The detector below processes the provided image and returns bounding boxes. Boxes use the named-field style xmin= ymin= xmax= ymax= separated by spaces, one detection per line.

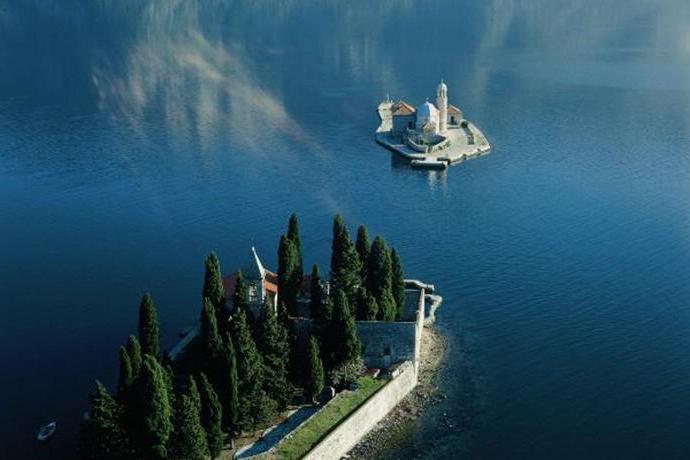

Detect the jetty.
xmin=375 ymin=81 xmax=491 ymax=169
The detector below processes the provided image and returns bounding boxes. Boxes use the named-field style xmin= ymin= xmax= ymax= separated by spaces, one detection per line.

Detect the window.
xmin=450 ymin=116 xmax=456 ymax=124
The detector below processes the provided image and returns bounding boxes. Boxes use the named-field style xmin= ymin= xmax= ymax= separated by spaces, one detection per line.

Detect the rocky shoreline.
xmin=346 ymin=325 xmax=448 ymax=459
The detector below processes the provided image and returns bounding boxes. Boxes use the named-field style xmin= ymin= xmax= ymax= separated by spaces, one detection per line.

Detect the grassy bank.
xmin=274 ymin=376 xmax=386 ymax=459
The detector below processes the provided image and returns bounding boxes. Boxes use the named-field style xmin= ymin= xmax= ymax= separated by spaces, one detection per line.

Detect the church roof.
xmin=392 ymin=100 xmax=416 ymax=116
xmin=416 ymin=101 xmax=439 ymax=119
xmin=448 ymin=104 xmax=463 ymax=115
xmin=243 ymin=246 xmax=265 ymax=280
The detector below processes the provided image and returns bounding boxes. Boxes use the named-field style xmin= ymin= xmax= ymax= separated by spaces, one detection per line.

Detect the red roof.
xmin=392 ymin=101 xmax=415 ymax=116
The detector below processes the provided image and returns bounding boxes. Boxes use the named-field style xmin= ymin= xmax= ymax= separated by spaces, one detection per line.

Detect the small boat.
xmin=37 ymin=422 xmax=56 ymax=442
xmin=410 ymin=159 xmax=448 ymax=170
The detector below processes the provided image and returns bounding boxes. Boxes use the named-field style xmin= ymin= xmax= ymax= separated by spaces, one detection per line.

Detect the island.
xmin=78 ymin=214 xmax=443 ymax=460
xmin=376 ymin=80 xmax=491 ymax=170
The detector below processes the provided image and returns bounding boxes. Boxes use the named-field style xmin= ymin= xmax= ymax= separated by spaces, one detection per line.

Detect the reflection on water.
xmin=2 ymin=1 xmax=690 ymax=459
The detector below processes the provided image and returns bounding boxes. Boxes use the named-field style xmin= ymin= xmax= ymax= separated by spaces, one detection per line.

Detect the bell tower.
xmin=436 ymin=80 xmax=448 ymax=134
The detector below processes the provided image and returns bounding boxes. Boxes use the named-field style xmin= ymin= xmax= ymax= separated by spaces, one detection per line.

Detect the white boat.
xmin=37 ymin=422 xmax=56 ymax=442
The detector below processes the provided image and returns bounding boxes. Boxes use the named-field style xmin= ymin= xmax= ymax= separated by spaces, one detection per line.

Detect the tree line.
xmin=79 ymin=214 xmax=404 ymax=459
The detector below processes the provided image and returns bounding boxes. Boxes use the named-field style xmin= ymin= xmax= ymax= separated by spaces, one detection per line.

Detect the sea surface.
xmin=2 ymin=1 xmax=690 ymax=458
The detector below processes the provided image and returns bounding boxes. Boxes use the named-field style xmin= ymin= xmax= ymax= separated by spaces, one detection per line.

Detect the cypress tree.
xmin=330 ymin=215 xmax=362 ymax=304
xmin=233 ymin=271 xmax=249 ymax=314
xmin=287 ymin=213 xmax=303 ymax=281
xmin=230 ymin=308 xmax=264 ymax=431
xmin=197 ymin=373 xmax=224 ymax=459
xmin=126 ymin=335 xmax=142 ymax=379
xmin=257 ymin=300 xmax=293 ymax=409
xmin=278 ymin=235 xmax=300 ymax=315
xmin=390 ymin=248 xmax=406 ymax=319
xmin=328 ymin=290 xmax=361 ymax=368
xmin=169 ymin=392 xmax=209 ymax=460
xmin=201 ymin=296 xmax=223 ymax=358
xmin=133 ymin=355 xmax=173 ymax=460
xmin=203 ymin=252 xmax=226 ymax=327
xmin=355 ymin=225 xmax=371 ymax=280
xmin=187 ymin=375 xmax=202 ymax=415
xmin=367 ymin=237 xmax=397 ymax=321
xmin=355 ymin=288 xmax=378 ymax=321
xmin=305 ymin=336 xmax=325 ymax=403
xmin=215 ymin=337 xmax=240 ymax=430
xmin=117 ymin=347 xmax=133 ymax=398
xmin=79 ymin=381 xmax=128 ymax=460
xmin=309 ymin=264 xmax=323 ymax=320
xmin=138 ymin=293 xmax=160 ymax=359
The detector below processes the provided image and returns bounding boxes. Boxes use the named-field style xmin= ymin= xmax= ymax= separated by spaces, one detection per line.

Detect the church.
xmin=390 ymin=80 xmax=464 ymax=147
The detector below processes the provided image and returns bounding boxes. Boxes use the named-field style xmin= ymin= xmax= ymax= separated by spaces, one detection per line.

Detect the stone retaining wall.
xmin=302 ymin=361 xmax=417 ymax=460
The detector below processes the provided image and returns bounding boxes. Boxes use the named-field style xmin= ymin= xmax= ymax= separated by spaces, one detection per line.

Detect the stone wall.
xmin=303 ymin=361 xmax=417 ymax=460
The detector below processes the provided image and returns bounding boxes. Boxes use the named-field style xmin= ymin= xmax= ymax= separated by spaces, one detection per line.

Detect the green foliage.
xmin=169 ymin=392 xmax=209 ymax=460
xmin=328 ymin=357 xmax=365 ymax=388
xmin=330 ymin=215 xmax=362 ymax=304
xmin=327 ymin=290 xmax=362 ymax=371
xmin=186 ymin=375 xmax=202 ymax=415
xmin=305 ymin=336 xmax=325 ymax=402
xmin=287 ymin=213 xmax=304 ymax=281
xmin=278 ymin=235 xmax=301 ymax=315
xmin=79 ymin=381 xmax=129 ymax=460
xmin=201 ymin=296 xmax=223 ymax=357
xmin=230 ymin=308 xmax=264 ymax=431
xmin=257 ymin=301 xmax=293 ymax=409
xmin=117 ymin=347 xmax=133 ymax=398
xmin=355 ymin=288 xmax=378 ymax=321
xmin=390 ymin=248 xmax=406 ymax=319
xmin=132 ymin=355 xmax=172 ymax=459
xmin=197 ymin=373 xmax=224 ymax=459
xmin=367 ymin=237 xmax=397 ymax=321
xmin=232 ymin=271 xmax=249 ymax=314
xmin=213 ymin=337 xmax=240 ymax=431
xmin=256 ymin=394 xmax=279 ymax=426
xmin=203 ymin=252 xmax=226 ymax=328
xmin=309 ymin=264 xmax=324 ymax=320
xmin=138 ymin=293 xmax=160 ymax=358
xmin=126 ymin=335 xmax=142 ymax=379
xmin=355 ymin=225 xmax=370 ymax=280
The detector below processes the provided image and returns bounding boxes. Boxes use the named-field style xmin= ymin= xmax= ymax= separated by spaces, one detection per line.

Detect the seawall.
xmin=302 ymin=361 xmax=417 ymax=460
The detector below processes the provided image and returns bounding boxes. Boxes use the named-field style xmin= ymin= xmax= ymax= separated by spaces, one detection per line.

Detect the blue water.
xmin=2 ymin=0 xmax=690 ymax=458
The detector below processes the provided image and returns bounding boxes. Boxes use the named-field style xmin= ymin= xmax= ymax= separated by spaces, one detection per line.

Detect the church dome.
xmin=415 ymin=101 xmax=439 ymax=131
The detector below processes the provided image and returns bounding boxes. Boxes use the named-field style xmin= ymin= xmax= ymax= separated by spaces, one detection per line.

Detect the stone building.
xmin=390 ymin=80 xmax=464 ymax=146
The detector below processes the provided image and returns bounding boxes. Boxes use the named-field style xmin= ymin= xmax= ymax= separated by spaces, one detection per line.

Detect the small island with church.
xmin=376 ymin=80 xmax=491 ymax=170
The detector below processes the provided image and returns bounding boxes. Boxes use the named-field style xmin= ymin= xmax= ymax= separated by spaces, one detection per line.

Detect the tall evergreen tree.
xmin=169 ymin=392 xmax=209 ymax=460
xmin=257 ymin=300 xmax=293 ymax=409
xmin=138 ymin=293 xmax=160 ymax=358
xmin=230 ymin=308 xmax=264 ymax=431
xmin=201 ymin=296 xmax=223 ymax=358
xmin=186 ymin=375 xmax=202 ymax=415
xmin=211 ymin=335 xmax=240 ymax=432
xmin=327 ymin=289 xmax=362 ymax=368
xmin=309 ymin=264 xmax=324 ymax=320
xmin=367 ymin=237 xmax=397 ymax=321
xmin=305 ymin=336 xmax=325 ymax=403
xmin=390 ymin=248 xmax=406 ymax=319
xmin=355 ymin=225 xmax=371 ymax=281
xmin=79 ymin=381 xmax=128 ymax=460
xmin=330 ymin=215 xmax=362 ymax=304
xmin=126 ymin=335 xmax=142 ymax=379
xmin=355 ymin=288 xmax=379 ymax=321
xmin=117 ymin=347 xmax=134 ymax=398
xmin=132 ymin=355 xmax=173 ymax=459
xmin=278 ymin=235 xmax=300 ymax=315
xmin=197 ymin=373 xmax=224 ymax=459
xmin=232 ymin=271 xmax=249 ymax=314
xmin=287 ymin=213 xmax=304 ymax=281
xmin=203 ymin=252 xmax=226 ymax=327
